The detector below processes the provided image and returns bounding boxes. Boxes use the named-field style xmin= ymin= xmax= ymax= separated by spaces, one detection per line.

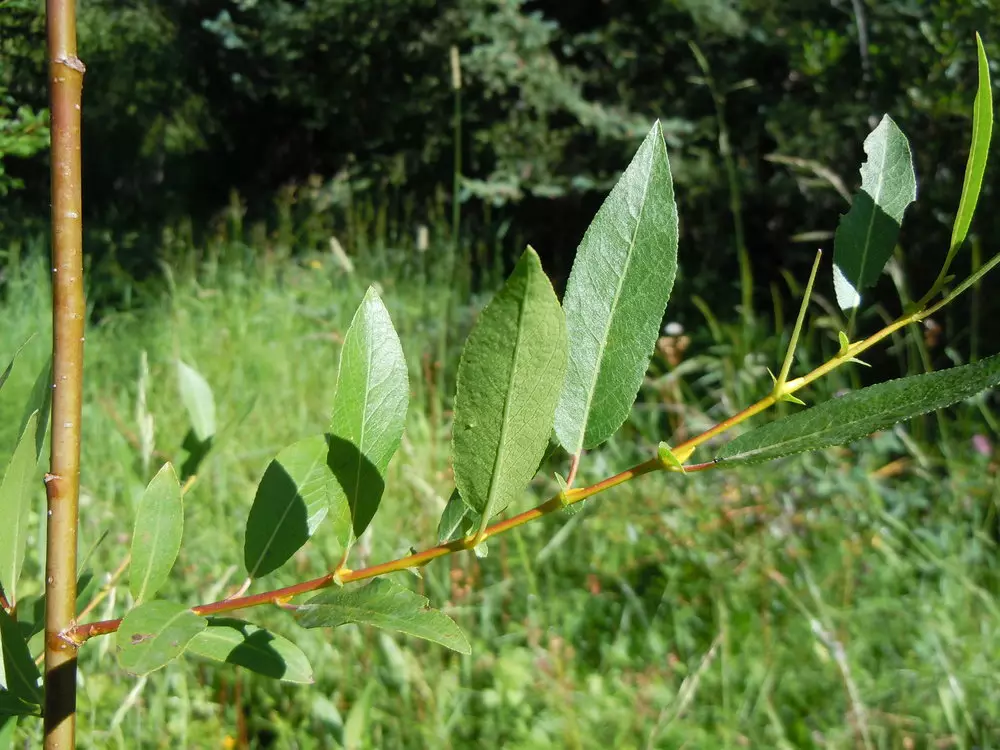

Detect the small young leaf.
xmin=186 ymin=617 xmax=314 ymax=684
xmin=657 ymin=443 xmax=686 ymax=473
xmin=176 ymin=360 xmax=216 ymax=442
xmin=556 ymin=120 xmax=679 ymax=454
xmin=0 ymin=607 xmax=42 ymax=712
xmin=0 ymin=412 xmax=39 ymax=605
xmin=116 ymin=601 xmax=207 ymax=676
xmin=244 ymin=434 xmax=352 ymax=579
xmin=452 ymin=247 xmax=567 ymax=528
xmin=298 ymin=578 xmax=471 ymax=654
xmin=130 ymin=463 xmax=183 ymax=604
xmin=833 ymin=115 xmax=916 ymax=310
xmin=949 ymin=33 xmax=993 ymax=256
xmin=436 ymin=488 xmax=472 ymax=544
xmin=329 ymin=286 xmax=409 ymax=539
xmin=715 ymin=352 xmax=1000 ymax=466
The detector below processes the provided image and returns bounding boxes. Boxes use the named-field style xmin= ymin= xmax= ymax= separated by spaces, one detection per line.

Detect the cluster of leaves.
xmin=1 ymin=33 xmax=996 ymax=743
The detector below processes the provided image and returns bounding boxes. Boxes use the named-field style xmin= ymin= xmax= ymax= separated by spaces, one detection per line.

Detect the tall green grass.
xmin=1 ymin=216 xmax=999 ymax=748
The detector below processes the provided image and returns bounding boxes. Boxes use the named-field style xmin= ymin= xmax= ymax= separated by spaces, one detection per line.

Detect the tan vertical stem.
xmin=44 ymin=0 xmax=85 ymax=746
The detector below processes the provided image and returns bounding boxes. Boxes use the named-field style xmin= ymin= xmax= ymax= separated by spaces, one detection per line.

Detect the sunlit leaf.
xmin=18 ymin=360 xmax=51 ymax=461
xmin=0 ymin=412 xmax=39 ymax=605
xmin=298 ymin=578 xmax=471 ymax=654
xmin=833 ymin=115 xmax=916 ymax=309
xmin=715 ymin=353 xmax=1000 ymax=465
xmin=244 ymin=434 xmax=351 ymax=579
xmin=177 ymin=360 xmax=216 ymax=442
xmin=555 ymin=120 xmax=679 ymax=453
xmin=130 ymin=463 xmax=183 ymax=604
xmin=329 ymin=286 xmax=408 ymax=539
xmin=186 ymin=617 xmax=314 ymax=684
xmin=452 ymin=247 xmax=567 ymax=527
xmin=116 ymin=601 xmax=206 ymax=676
xmin=949 ymin=33 xmax=993 ymax=256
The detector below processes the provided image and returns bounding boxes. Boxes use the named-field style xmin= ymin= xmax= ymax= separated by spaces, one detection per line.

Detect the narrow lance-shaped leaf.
xmin=130 ymin=463 xmax=183 ymax=604
xmin=949 ymin=32 xmax=993 ymax=256
xmin=0 ymin=336 xmax=33 ymax=395
xmin=116 ymin=601 xmax=207 ymax=676
xmin=833 ymin=114 xmax=916 ymax=310
xmin=0 ymin=607 xmax=42 ymax=712
xmin=0 ymin=412 xmax=39 ymax=605
xmin=437 ymin=489 xmax=472 ymax=544
xmin=452 ymin=247 xmax=567 ymax=527
xmin=298 ymin=578 xmax=471 ymax=654
xmin=329 ymin=286 xmax=408 ymax=539
xmin=186 ymin=618 xmax=314 ymax=684
xmin=244 ymin=434 xmax=351 ymax=579
xmin=19 ymin=359 xmax=51 ymax=461
xmin=177 ymin=360 xmax=216 ymax=442
xmin=715 ymin=352 xmax=1000 ymax=466
xmin=556 ymin=120 xmax=679 ymax=454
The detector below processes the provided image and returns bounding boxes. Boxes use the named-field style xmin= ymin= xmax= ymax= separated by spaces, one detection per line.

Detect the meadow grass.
xmin=1 ymin=231 xmax=999 ymax=749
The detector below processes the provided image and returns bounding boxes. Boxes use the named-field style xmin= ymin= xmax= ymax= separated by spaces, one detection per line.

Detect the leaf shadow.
xmin=202 ymin=617 xmax=302 ymax=681
xmin=326 ymin=433 xmax=383 ymax=538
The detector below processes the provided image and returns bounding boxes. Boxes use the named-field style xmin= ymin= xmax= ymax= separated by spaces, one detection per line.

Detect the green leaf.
xmin=833 ymin=115 xmax=916 ymax=310
xmin=177 ymin=360 xmax=216 ymax=442
xmin=329 ymin=286 xmax=409 ymax=539
xmin=949 ymin=33 xmax=993 ymax=256
xmin=555 ymin=120 xmax=679 ymax=453
xmin=715 ymin=352 xmax=1000 ymax=466
xmin=244 ymin=434 xmax=351 ymax=579
xmin=0 ymin=336 xmax=33 ymax=395
xmin=657 ymin=443 xmax=686 ymax=473
xmin=130 ymin=463 xmax=183 ymax=604
xmin=452 ymin=247 xmax=567 ymax=528
xmin=298 ymin=578 xmax=471 ymax=654
xmin=0 ymin=716 xmax=17 ymax=748
xmin=436 ymin=488 xmax=472 ymax=544
xmin=0 ymin=412 xmax=39 ymax=604
xmin=18 ymin=360 xmax=51 ymax=461
xmin=0 ymin=607 xmax=42 ymax=714
xmin=186 ymin=617 xmax=314 ymax=684
xmin=116 ymin=601 xmax=206 ymax=676
xmin=344 ymin=681 xmax=376 ymax=750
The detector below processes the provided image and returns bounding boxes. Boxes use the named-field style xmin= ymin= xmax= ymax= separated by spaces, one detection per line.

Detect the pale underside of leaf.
xmin=715 ymin=352 xmax=1000 ymax=465
xmin=556 ymin=120 xmax=679 ymax=454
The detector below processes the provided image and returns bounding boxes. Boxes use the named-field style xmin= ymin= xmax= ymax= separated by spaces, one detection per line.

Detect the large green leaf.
xmin=329 ymin=286 xmax=408 ymax=539
xmin=949 ymin=33 xmax=993 ymax=256
xmin=298 ymin=578 xmax=471 ymax=654
xmin=555 ymin=120 xmax=679 ymax=454
xmin=177 ymin=360 xmax=216 ymax=442
xmin=244 ymin=434 xmax=351 ymax=579
xmin=0 ymin=607 xmax=41 ymax=714
xmin=130 ymin=463 xmax=183 ymax=604
xmin=0 ymin=412 xmax=39 ymax=605
xmin=715 ymin=353 xmax=1000 ymax=466
xmin=833 ymin=114 xmax=916 ymax=310
xmin=452 ymin=247 xmax=567 ymax=526
xmin=116 ymin=601 xmax=206 ymax=676
xmin=186 ymin=617 xmax=314 ymax=684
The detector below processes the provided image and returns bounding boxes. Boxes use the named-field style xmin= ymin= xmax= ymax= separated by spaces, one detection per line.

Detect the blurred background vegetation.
xmin=3 ymin=0 xmax=1000 ymax=748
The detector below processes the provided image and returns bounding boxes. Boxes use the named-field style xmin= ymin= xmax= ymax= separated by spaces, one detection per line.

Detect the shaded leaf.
xmin=949 ymin=33 xmax=993 ymax=255
xmin=117 ymin=601 xmax=206 ymax=676
xmin=452 ymin=247 xmax=567 ymax=527
xmin=244 ymin=434 xmax=351 ymax=578
xmin=556 ymin=120 xmax=679 ymax=453
xmin=833 ymin=115 xmax=916 ymax=309
xmin=0 ymin=412 xmax=39 ymax=604
xmin=0 ymin=337 xmax=33 ymax=395
xmin=329 ymin=286 xmax=408 ymax=539
xmin=186 ymin=617 xmax=314 ymax=684
xmin=436 ymin=488 xmax=472 ymax=544
xmin=0 ymin=607 xmax=41 ymax=714
xmin=298 ymin=578 xmax=471 ymax=654
xmin=177 ymin=360 xmax=216 ymax=441
xmin=0 ymin=716 xmax=16 ymax=748
xmin=17 ymin=360 xmax=50 ymax=461
xmin=130 ymin=463 xmax=183 ymax=604
xmin=715 ymin=353 xmax=1000 ymax=466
